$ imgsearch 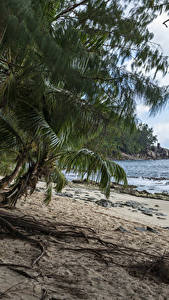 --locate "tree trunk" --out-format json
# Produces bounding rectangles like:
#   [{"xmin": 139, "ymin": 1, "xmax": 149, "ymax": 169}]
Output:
[
  {"xmin": 0, "ymin": 157, "xmax": 24, "ymax": 189},
  {"xmin": 0, "ymin": 161, "xmax": 43, "ymax": 207}
]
